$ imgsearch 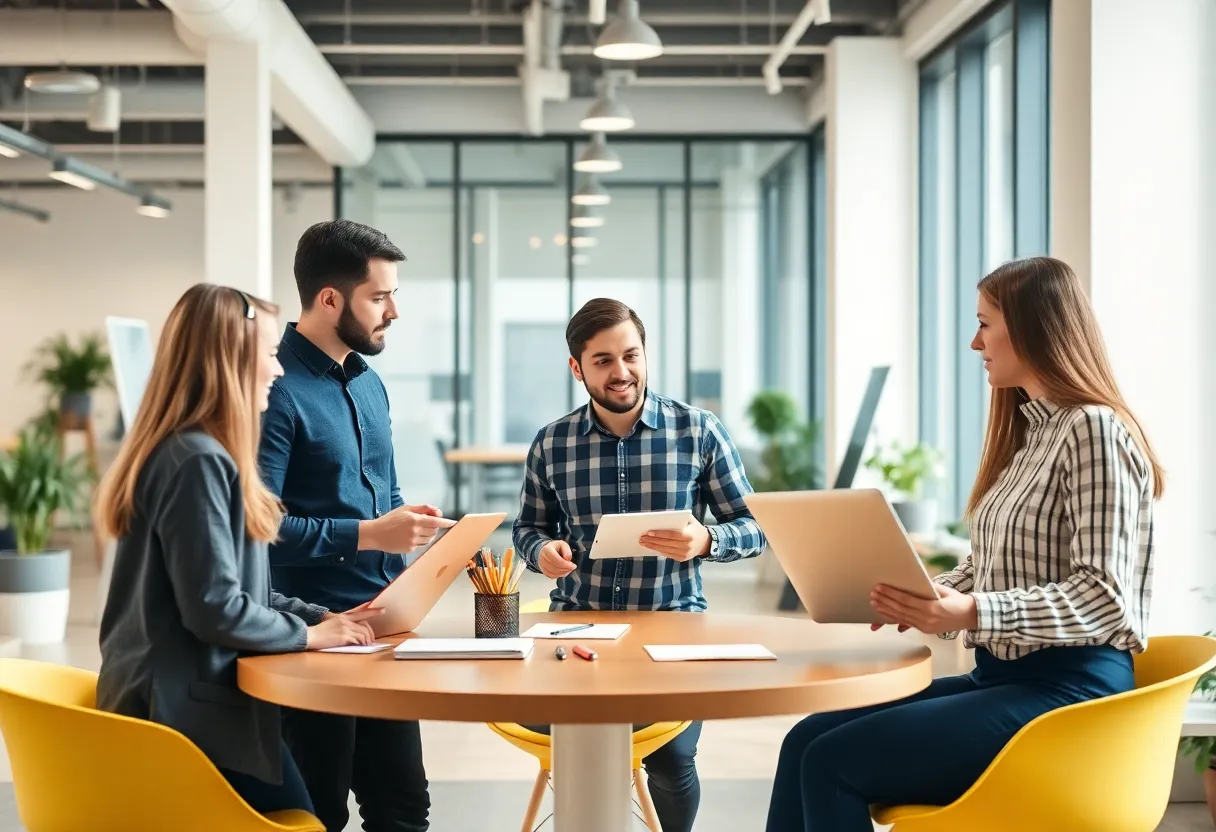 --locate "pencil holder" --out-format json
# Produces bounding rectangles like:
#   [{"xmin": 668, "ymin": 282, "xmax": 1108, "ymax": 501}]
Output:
[{"xmin": 474, "ymin": 592, "xmax": 520, "ymax": 638}]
